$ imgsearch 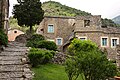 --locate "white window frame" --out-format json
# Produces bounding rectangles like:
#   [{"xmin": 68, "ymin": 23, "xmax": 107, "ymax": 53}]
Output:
[
  {"xmin": 47, "ymin": 24, "xmax": 54, "ymax": 33},
  {"xmin": 78, "ymin": 36, "xmax": 87, "ymax": 41},
  {"xmin": 111, "ymin": 37, "xmax": 119, "ymax": 48},
  {"xmin": 56, "ymin": 38, "xmax": 63, "ymax": 45},
  {"xmin": 101, "ymin": 37, "xmax": 109, "ymax": 47}
]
